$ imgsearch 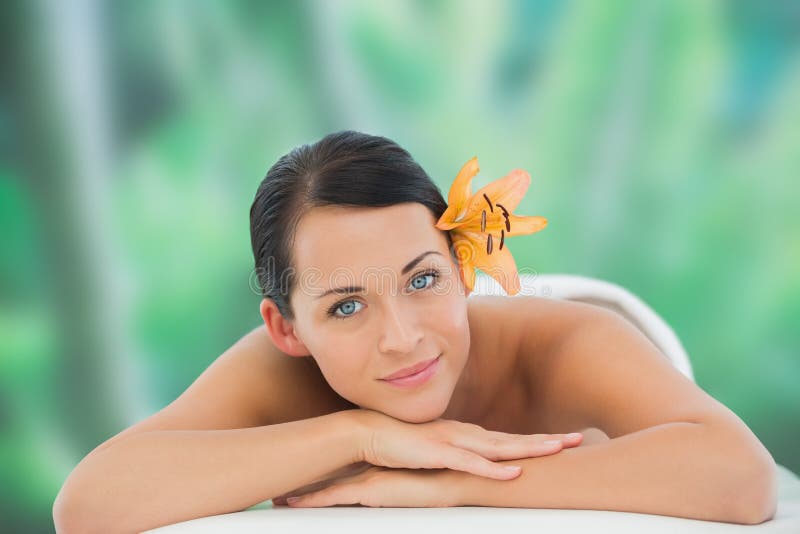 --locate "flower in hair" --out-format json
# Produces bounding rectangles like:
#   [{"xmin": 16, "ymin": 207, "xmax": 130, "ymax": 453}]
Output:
[{"xmin": 435, "ymin": 156, "xmax": 547, "ymax": 295}]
